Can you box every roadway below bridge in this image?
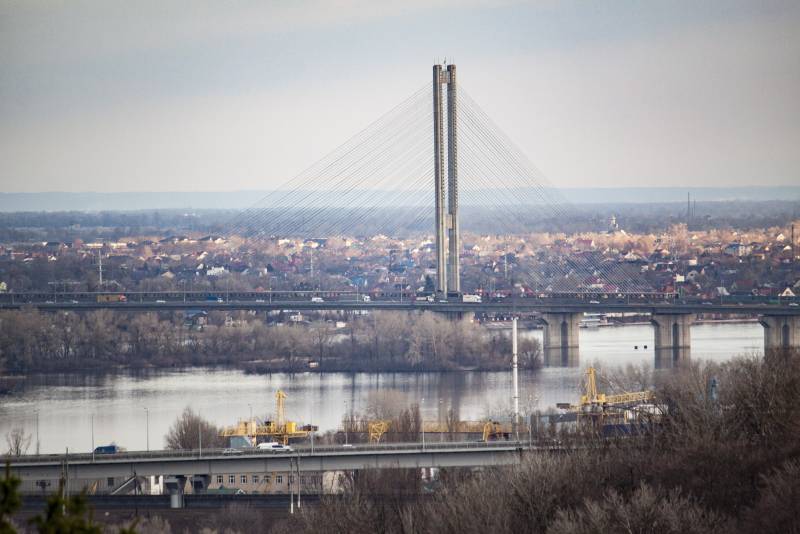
[6,442,548,482]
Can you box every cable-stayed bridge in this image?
[2,65,799,364]
[227,63,652,297]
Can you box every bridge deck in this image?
[0,298,798,315]
[6,441,556,480]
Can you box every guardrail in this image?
[4,439,559,466]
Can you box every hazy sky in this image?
[1,0,799,193]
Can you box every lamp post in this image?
[144,407,150,452]
[439,398,443,443]
[421,398,425,450]
[35,410,40,455]
[91,414,95,460]
[310,400,314,453]
[248,403,254,445]
[344,400,348,445]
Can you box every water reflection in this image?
[654,347,691,369]
[0,322,763,454]
[543,347,580,367]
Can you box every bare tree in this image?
[165,407,224,450]
[5,427,31,456]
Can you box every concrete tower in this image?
[446,64,460,295]
[433,63,459,295]
[432,64,447,295]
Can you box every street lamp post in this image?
[421,398,425,450]
[344,400,348,445]
[439,399,443,443]
[91,414,95,461]
[248,403,254,444]
[35,410,40,455]
[144,407,150,452]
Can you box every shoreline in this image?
[2,319,762,379]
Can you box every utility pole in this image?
[98,250,103,287]
[421,397,425,450]
[35,410,40,455]
[686,192,691,228]
[296,456,301,509]
[512,317,520,441]
[344,400,348,445]
[144,407,150,452]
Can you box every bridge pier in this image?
[651,314,692,368]
[760,315,800,356]
[191,474,210,494]
[540,313,580,367]
[164,475,186,508]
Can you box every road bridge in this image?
[6,442,535,484]
[2,295,798,363]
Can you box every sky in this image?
[1,0,799,193]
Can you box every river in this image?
[0,322,763,454]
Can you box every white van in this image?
[257,442,293,453]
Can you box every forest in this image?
[0,309,540,374]
[273,354,800,534]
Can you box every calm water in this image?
[0,322,763,454]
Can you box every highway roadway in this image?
[6,441,552,481]
[1,297,798,316]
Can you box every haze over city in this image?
[2,0,799,193]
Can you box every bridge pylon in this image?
[433,63,460,296]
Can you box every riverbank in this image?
[0,308,541,375]
[0,322,765,455]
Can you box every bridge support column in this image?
[540,313,580,367]
[760,315,800,356]
[191,474,210,494]
[651,314,692,368]
[164,475,186,508]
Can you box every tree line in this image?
[0,309,540,373]
[274,352,800,534]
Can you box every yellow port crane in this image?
[366,419,512,443]
[557,367,655,425]
[220,390,317,445]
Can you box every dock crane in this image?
[220,390,317,446]
[557,367,656,428]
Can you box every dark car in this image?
[94,444,125,454]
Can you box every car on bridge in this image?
[94,444,125,454]
[257,442,294,452]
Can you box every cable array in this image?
[458,86,652,293]
[223,78,653,294]
[227,84,434,241]
[455,86,653,294]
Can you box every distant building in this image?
[724,243,752,257]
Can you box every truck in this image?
[97,294,127,303]
[311,297,324,303]
[94,444,126,454]
[462,294,482,303]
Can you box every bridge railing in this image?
[4,439,563,466]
